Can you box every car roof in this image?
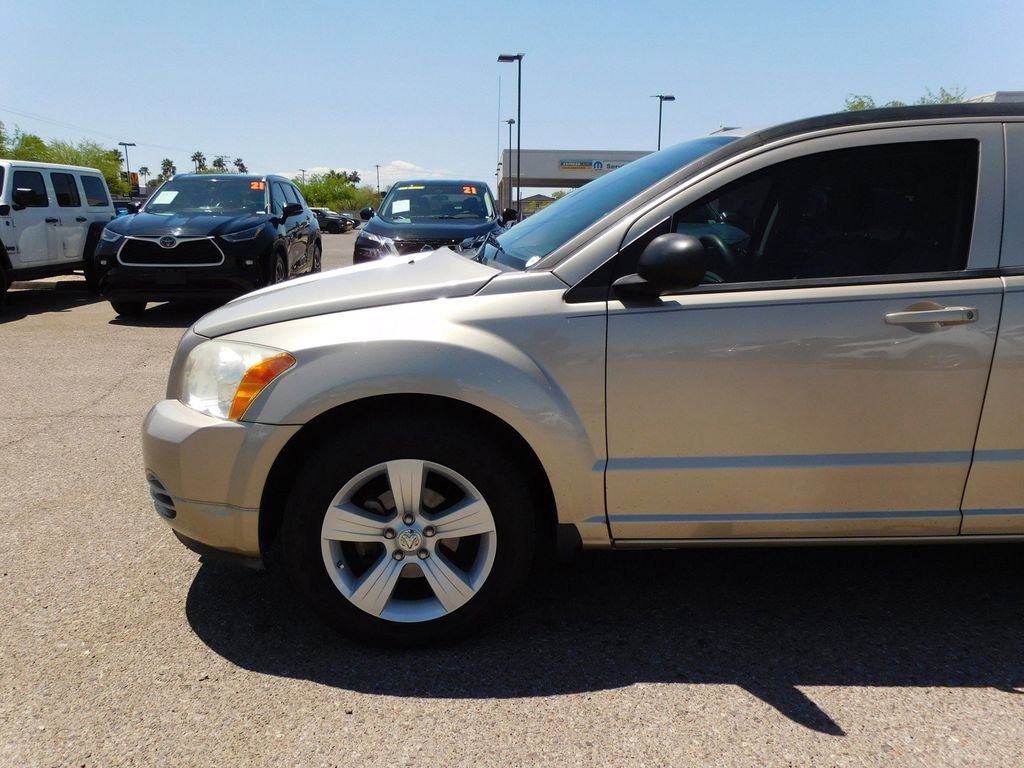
[392,179,490,188]
[0,158,106,173]
[169,173,291,182]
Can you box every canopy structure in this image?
[497,148,651,211]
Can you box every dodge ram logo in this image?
[158,236,177,249]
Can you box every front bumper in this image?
[142,399,300,559]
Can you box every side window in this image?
[12,170,49,207]
[672,140,979,284]
[283,183,300,206]
[289,184,309,207]
[80,176,109,207]
[270,182,286,216]
[51,173,82,207]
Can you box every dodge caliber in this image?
[143,104,1024,644]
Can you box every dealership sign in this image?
[559,159,629,172]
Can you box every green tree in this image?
[160,158,177,180]
[8,130,50,161]
[233,157,247,173]
[212,155,227,171]
[845,86,966,111]
[190,151,207,172]
[138,166,150,187]
[47,139,128,194]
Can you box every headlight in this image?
[181,340,295,421]
[101,228,123,242]
[221,224,266,242]
[359,231,397,255]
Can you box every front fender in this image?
[226,298,608,537]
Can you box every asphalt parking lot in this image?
[2,231,1024,766]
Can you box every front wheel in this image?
[310,243,322,273]
[270,253,287,285]
[282,415,537,645]
[110,300,145,317]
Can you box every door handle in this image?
[45,217,59,223]
[885,306,978,327]
[75,216,87,222]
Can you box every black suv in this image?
[353,179,515,263]
[95,174,321,316]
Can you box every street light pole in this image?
[504,118,515,210]
[650,95,675,150]
[298,168,306,185]
[118,141,136,199]
[375,164,381,205]
[498,53,524,218]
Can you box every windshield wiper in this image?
[474,230,507,264]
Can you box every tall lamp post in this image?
[497,53,523,218]
[298,168,306,185]
[118,141,136,198]
[650,95,675,150]
[375,164,381,205]
[504,118,515,210]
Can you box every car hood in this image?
[193,247,500,337]
[109,211,269,237]
[363,217,498,241]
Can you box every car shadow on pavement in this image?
[185,544,1024,736]
[108,300,222,328]
[1,280,103,321]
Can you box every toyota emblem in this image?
[158,235,177,249]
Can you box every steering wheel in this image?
[698,234,739,281]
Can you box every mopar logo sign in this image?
[158,236,177,249]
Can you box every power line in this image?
[0,102,189,153]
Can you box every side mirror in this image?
[126,201,141,214]
[0,204,9,216]
[12,187,36,210]
[282,202,303,218]
[612,233,706,298]
[500,207,518,224]
[359,207,375,221]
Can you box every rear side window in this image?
[672,139,979,284]
[270,182,286,216]
[80,175,109,207]
[12,170,49,207]
[51,172,82,207]
[283,183,300,205]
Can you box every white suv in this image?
[0,159,116,303]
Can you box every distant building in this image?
[520,193,556,218]
[965,91,1024,103]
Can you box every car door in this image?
[9,168,60,265]
[604,124,1005,540]
[48,171,87,263]
[285,183,312,271]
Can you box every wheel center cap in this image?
[397,529,422,552]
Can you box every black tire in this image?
[328,222,342,234]
[0,268,9,309]
[311,243,322,273]
[82,229,101,293]
[110,300,146,317]
[271,252,287,285]
[282,412,537,645]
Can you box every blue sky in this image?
[4,0,1021,191]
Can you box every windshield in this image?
[378,182,495,223]
[480,136,737,271]
[144,177,268,215]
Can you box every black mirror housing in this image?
[282,202,303,218]
[500,207,518,224]
[359,207,375,221]
[613,233,706,297]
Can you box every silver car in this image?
[143,103,1024,644]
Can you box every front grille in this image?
[393,238,463,255]
[147,475,177,519]
[119,237,224,266]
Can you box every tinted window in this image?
[672,140,979,284]
[270,182,286,216]
[0,168,5,200]
[378,182,494,224]
[12,171,49,207]
[80,175,109,207]
[282,183,300,206]
[51,172,82,207]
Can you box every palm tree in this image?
[233,157,247,174]
[190,151,206,172]
[212,155,227,171]
[160,158,176,180]
[137,166,149,187]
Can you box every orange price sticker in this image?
[250,181,266,190]
[462,185,477,194]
